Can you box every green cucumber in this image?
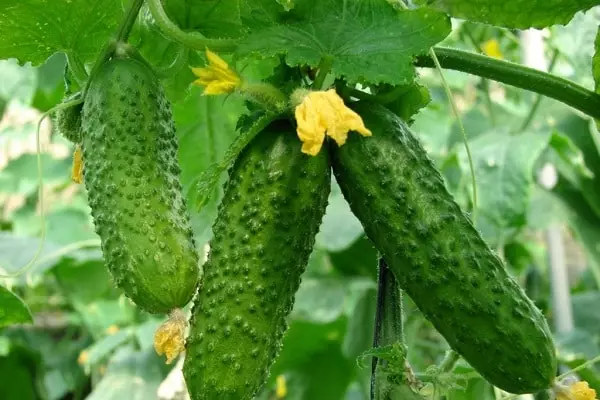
[54,92,83,143]
[81,56,200,314]
[184,120,331,400]
[330,102,556,394]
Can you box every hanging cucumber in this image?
[330,102,556,394]
[184,120,331,400]
[80,55,200,314]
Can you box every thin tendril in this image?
[0,98,83,278]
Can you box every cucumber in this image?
[80,56,200,314]
[330,102,556,394]
[184,120,331,400]
[54,92,83,143]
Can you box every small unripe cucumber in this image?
[81,57,200,314]
[184,121,331,400]
[330,102,556,394]
[54,93,83,143]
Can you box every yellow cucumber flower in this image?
[71,145,84,184]
[294,89,371,156]
[154,309,187,364]
[556,381,597,400]
[191,49,241,95]
[482,39,503,59]
[276,375,287,398]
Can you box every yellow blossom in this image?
[294,89,371,156]
[77,350,89,365]
[191,49,241,95]
[276,375,287,398]
[71,145,84,184]
[482,39,503,59]
[105,325,119,335]
[154,309,187,364]
[556,381,597,400]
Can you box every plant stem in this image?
[116,0,144,42]
[66,53,88,86]
[146,0,238,53]
[429,48,478,215]
[83,0,144,95]
[416,47,600,120]
[371,258,405,399]
[519,49,560,132]
[439,350,460,373]
[312,56,333,90]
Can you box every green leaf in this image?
[237,2,451,85]
[189,109,277,214]
[418,0,600,29]
[594,25,600,93]
[158,0,243,37]
[342,288,376,361]
[572,291,600,336]
[0,59,37,105]
[80,329,134,369]
[0,0,123,65]
[329,236,377,279]
[0,344,45,400]
[0,286,33,327]
[292,278,346,323]
[457,131,549,237]
[548,130,594,183]
[86,346,165,400]
[552,178,600,286]
[316,180,364,252]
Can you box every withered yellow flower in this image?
[294,89,371,156]
[71,145,84,184]
[191,49,241,95]
[154,309,187,364]
[556,381,597,400]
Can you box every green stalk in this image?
[416,47,600,120]
[371,258,405,399]
[146,0,238,53]
[312,56,333,90]
[66,53,88,85]
[83,0,144,95]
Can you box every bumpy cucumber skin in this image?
[184,121,331,400]
[81,57,200,314]
[55,93,83,143]
[330,103,556,394]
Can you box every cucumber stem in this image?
[370,257,405,398]
[312,56,333,90]
[146,0,238,53]
[116,0,144,43]
[66,53,88,86]
[415,47,600,120]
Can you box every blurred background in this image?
[1,8,600,400]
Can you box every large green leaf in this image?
[0,0,123,65]
[418,0,600,29]
[0,286,32,327]
[457,131,549,240]
[237,1,451,85]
